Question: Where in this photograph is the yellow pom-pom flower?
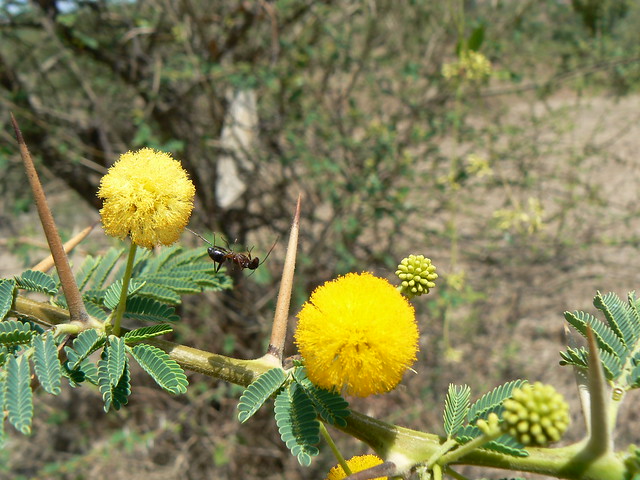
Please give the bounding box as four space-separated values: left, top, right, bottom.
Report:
98 148 195 248
295 272 418 397
325 454 386 480
396 255 438 298
501 382 570 446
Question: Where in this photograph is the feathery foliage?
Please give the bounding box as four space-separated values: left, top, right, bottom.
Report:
5 355 33 435
561 291 640 393
128 344 188 394
444 384 471 437
14 270 58 296
122 296 180 323
456 425 528 457
274 382 320 467
102 280 146 310
467 379 527 423
124 324 174 344
0 279 16 320
64 329 107 370
238 368 287 423
0 320 35 347
105 336 127 387
441 381 529 457
292 368 350 428
98 352 131 412
33 331 62 395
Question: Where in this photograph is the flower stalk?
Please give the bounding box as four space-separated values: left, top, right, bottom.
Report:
109 242 138 337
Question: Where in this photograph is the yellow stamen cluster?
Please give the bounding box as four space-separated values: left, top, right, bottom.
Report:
501 382 570 446
295 272 418 397
396 255 438 298
325 455 386 480
97 148 195 248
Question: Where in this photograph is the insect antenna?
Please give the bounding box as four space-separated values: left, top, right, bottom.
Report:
186 227 214 246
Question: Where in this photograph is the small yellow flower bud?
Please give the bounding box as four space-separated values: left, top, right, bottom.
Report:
501 382 570 446
396 255 438 298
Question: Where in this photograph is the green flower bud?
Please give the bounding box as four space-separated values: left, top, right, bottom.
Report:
396 255 438 298
501 382 570 447
476 412 501 436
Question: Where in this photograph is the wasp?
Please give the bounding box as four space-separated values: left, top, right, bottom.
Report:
187 228 277 274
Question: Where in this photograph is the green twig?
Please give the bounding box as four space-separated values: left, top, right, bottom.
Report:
111 242 137 337
320 422 351 476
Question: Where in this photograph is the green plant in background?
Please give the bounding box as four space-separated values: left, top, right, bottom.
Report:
3 120 640 480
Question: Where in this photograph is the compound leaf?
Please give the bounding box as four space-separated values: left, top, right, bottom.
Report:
129 343 188 394
65 329 106 370
274 383 320 466
88 248 125 290
559 346 588 369
103 280 146 310
124 297 180 323
595 292 637 348
33 331 62 395
564 310 626 361
6 355 33 434
124 324 173 344
106 336 126 387
0 279 16 320
0 320 34 347
143 275 201 294
468 379 527 423
444 384 470 437
98 353 130 412
237 368 287 423
0 376 6 446
456 425 528 457
293 368 350 427
14 270 58 296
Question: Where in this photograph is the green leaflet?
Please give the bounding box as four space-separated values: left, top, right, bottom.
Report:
444 384 470 437
0 376 6 447
595 292 638 348
98 353 130 412
456 425 528 457
292 368 349 428
237 368 287 423
124 297 180 323
75 255 100 291
103 280 146 309
6 355 33 434
64 329 106 370
135 283 181 305
467 379 527 424
86 248 126 290
33 331 62 395
0 320 34 347
564 310 626 360
106 336 127 387
124 324 174 344
142 275 201 294
14 270 58 296
562 291 640 390
274 383 320 467
128 344 188 394
0 279 16 320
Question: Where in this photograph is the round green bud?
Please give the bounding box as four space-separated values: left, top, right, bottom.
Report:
396 254 438 298
501 382 570 447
